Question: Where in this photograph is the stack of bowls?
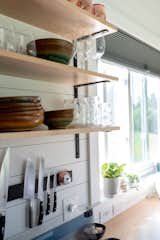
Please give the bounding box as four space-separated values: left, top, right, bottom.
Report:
0 96 44 132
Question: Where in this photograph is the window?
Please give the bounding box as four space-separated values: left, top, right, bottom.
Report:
98 60 160 171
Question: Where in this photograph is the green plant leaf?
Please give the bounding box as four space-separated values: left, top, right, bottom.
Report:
101 162 126 178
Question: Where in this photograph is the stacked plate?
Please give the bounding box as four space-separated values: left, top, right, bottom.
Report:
0 96 44 132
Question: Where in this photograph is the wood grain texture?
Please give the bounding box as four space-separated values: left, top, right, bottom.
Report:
0 126 120 141
0 0 117 41
0 49 118 86
103 197 160 240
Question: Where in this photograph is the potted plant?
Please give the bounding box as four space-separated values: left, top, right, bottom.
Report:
126 173 139 189
101 162 126 197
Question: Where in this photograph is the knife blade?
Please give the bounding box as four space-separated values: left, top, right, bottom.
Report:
37 158 44 225
45 172 50 215
23 158 36 228
0 148 10 240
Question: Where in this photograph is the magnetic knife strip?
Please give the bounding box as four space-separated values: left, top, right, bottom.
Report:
7 174 55 202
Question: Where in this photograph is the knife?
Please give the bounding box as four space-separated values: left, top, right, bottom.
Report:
23 158 36 228
45 172 50 215
37 158 44 225
0 148 10 240
53 173 57 212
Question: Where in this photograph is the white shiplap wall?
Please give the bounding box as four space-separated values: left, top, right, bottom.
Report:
0 14 97 240
0 74 89 240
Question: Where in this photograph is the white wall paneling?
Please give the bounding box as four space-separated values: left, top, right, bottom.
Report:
0 139 88 180
88 132 101 206
5 183 88 240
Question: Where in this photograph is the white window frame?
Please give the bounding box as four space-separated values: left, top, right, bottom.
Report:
98 59 158 175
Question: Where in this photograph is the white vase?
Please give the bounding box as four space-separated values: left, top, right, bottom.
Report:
103 177 120 198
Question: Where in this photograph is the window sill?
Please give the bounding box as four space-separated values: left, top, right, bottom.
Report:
93 173 156 223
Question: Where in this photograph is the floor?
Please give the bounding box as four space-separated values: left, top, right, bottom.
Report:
102 196 160 240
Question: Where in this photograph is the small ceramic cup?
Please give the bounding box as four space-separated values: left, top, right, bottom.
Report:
92 4 106 22
77 0 92 13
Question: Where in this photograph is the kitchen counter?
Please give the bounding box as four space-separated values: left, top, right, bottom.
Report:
102 196 160 240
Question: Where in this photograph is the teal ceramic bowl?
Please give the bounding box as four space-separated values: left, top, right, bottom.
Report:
27 38 74 64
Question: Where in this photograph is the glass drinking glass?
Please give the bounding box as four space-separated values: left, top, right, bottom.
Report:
68 39 77 65
26 33 37 57
85 36 94 59
102 102 112 126
16 32 26 54
5 27 17 52
72 98 80 127
78 98 87 126
0 27 5 49
95 36 106 59
97 99 103 126
76 39 86 69
15 32 35 54
86 96 99 127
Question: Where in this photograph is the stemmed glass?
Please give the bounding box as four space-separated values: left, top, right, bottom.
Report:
76 36 105 68
95 36 106 60
25 33 37 57
16 32 36 55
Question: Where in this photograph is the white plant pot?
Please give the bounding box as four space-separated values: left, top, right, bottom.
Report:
103 177 120 198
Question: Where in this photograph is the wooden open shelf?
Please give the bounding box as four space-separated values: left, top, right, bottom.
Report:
0 49 118 85
0 0 117 41
0 126 120 141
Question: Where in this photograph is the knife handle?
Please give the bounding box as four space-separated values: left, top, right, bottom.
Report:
53 191 57 212
46 193 50 215
0 213 5 240
29 199 37 228
38 201 44 225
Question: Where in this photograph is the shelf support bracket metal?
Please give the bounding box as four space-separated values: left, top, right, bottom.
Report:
74 56 80 159
74 85 80 159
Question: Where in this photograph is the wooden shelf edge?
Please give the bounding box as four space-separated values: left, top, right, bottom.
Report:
65 1 118 36
0 0 117 41
0 126 120 141
0 49 119 84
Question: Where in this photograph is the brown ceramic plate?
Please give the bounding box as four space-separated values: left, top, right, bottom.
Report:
0 109 44 117
0 114 44 122
0 106 43 113
0 115 44 131
0 102 42 109
0 96 41 104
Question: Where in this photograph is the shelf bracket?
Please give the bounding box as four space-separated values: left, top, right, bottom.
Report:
78 29 109 41
74 85 80 159
74 56 80 159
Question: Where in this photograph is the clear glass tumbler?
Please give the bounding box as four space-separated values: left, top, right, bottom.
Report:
97 99 103 126
0 27 5 49
86 96 99 127
102 102 112 126
26 33 37 57
5 27 17 52
78 98 87 127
